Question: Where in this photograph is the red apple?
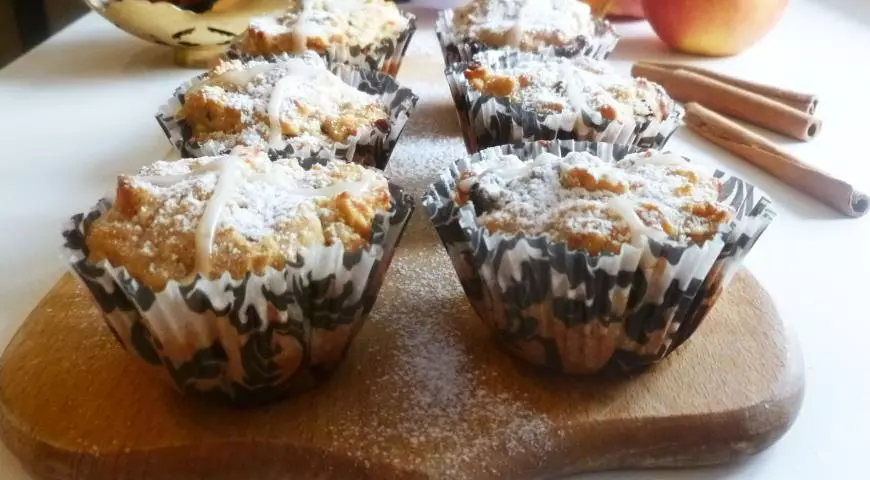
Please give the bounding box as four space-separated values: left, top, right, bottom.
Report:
641 0 789 56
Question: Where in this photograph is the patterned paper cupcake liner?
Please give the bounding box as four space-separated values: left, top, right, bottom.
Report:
422 140 775 374
435 8 619 67
62 179 414 405
156 54 419 171
445 50 684 153
224 11 418 77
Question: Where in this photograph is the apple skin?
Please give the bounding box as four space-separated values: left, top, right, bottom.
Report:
641 0 789 56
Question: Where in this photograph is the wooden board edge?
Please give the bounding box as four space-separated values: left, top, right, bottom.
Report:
580 324 805 472
0 410 429 480
0 272 806 479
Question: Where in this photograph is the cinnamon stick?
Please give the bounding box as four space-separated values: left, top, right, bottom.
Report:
685 103 868 218
637 61 818 114
632 63 821 142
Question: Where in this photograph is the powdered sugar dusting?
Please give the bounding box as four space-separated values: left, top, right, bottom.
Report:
327 230 556 477
129 148 386 244
472 53 672 123
181 53 386 152
452 0 595 50
317 32 557 474
244 0 409 51
88 147 391 288
460 149 732 249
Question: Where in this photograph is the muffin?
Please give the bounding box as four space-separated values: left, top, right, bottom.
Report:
436 0 619 66
157 52 418 170
446 50 683 153
423 140 775 374
227 0 417 76
63 147 414 403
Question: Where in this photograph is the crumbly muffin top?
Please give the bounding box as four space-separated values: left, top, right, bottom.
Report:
86 148 391 290
179 54 389 153
451 0 596 50
456 149 734 255
464 55 673 123
238 0 409 56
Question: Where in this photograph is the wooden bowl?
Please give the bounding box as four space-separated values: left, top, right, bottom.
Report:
83 0 291 67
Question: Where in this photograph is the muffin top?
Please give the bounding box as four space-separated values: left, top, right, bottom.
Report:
178 53 389 153
464 55 674 124
238 0 409 56
456 149 734 255
86 148 391 290
451 0 597 50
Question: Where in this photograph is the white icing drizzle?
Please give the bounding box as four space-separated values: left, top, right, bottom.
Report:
133 157 232 186
606 196 668 245
268 76 296 147
134 154 244 275
267 59 321 148
456 0 595 50
189 64 276 93
628 152 689 168
504 0 528 48
131 150 377 276
194 155 241 273
460 152 558 191
249 169 376 199
460 150 729 250
290 0 318 51
559 64 588 125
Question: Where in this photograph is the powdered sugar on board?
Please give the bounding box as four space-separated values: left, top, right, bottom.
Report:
328 229 558 477
322 32 558 477
382 31 469 195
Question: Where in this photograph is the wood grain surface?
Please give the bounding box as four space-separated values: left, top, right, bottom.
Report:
0 261 803 479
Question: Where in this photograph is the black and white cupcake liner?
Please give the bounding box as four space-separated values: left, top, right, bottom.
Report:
422 140 775 375
446 50 684 153
225 11 418 77
435 7 619 67
62 179 414 405
156 54 419 171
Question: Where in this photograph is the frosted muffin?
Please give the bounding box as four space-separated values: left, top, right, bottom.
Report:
457 149 732 252
446 50 682 153
436 0 618 65
157 52 418 170
229 0 417 76
63 147 414 403
423 140 775 374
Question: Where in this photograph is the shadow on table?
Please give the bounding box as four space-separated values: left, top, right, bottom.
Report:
811 0 870 29
1 34 181 85
607 35 671 62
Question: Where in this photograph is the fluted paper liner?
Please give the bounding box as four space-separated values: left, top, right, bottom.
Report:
446 50 684 153
225 11 418 77
62 180 414 405
435 8 619 67
156 54 419 171
423 140 775 374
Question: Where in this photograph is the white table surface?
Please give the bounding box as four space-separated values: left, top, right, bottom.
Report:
2 1 870 478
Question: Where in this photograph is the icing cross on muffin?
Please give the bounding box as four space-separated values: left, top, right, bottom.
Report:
457 149 733 254
86 147 391 290
237 0 410 57
452 0 598 51
179 54 390 154
464 55 674 127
